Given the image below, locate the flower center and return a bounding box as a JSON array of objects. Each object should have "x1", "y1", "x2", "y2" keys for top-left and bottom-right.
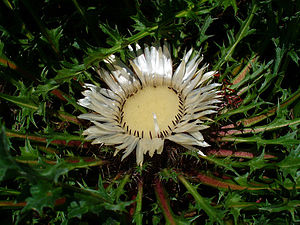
[{"x1": 121, "y1": 86, "x2": 183, "y2": 139}]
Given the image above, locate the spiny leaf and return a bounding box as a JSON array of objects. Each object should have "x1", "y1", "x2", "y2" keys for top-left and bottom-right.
[
  {"x1": 16, "y1": 156, "x2": 107, "y2": 169},
  {"x1": 238, "y1": 87, "x2": 300, "y2": 127},
  {"x1": 56, "y1": 110, "x2": 81, "y2": 125},
  {"x1": 178, "y1": 175, "x2": 224, "y2": 224},
  {"x1": 247, "y1": 150, "x2": 268, "y2": 174},
  {"x1": 22, "y1": 0, "x2": 60, "y2": 57},
  {"x1": 0, "y1": 201, "x2": 26, "y2": 208},
  {"x1": 219, "y1": 131, "x2": 299, "y2": 146},
  {"x1": 54, "y1": 63, "x2": 85, "y2": 83},
  {"x1": 0, "y1": 42, "x2": 36, "y2": 81},
  {"x1": 83, "y1": 25, "x2": 159, "y2": 67},
  {"x1": 207, "y1": 149, "x2": 276, "y2": 159},
  {"x1": 19, "y1": 139, "x2": 39, "y2": 157},
  {"x1": 259, "y1": 200, "x2": 300, "y2": 214},
  {"x1": 99, "y1": 23, "x2": 123, "y2": 46},
  {"x1": 113, "y1": 174, "x2": 130, "y2": 202},
  {"x1": 40, "y1": 26, "x2": 63, "y2": 53},
  {"x1": 0, "y1": 92, "x2": 38, "y2": 111},
  {"x1": 192, "y1": 171, "x2": 300, "y2": 191},
  {"x1": 6, "y1": 129, "x2": 88, "y2": 148},
  {"x1": 231, "y1": 56, "x2": 258, "y2": 86},
  {"x1": 0, "y1": 187, "x2": 21, "y2": 196},
  {"x1": 35, "y1": 80, "x2": 60, "y2": 99},
  {"x1": 0, "y1": 127, "x2": 19, "y2": 181},
  {"x1": 216, "y1": 101, "x2": 268, "y2": 121},
  {"x1": 223, "y1": 192, "x2": 243, "y2": 224},
  {"x1": 219, "y1": 0, "x2": 238, "y2": 14},
  {"x1": 186, "y1": 151, "x2": 238, "y2": 174},
  {"x1": 154, "y1": 179, "x2": 189, "y2": 225},
  {"x1": 214, "y1": 3, "x2": 257, "y2": 71},
  {"x1": 62, "y1": 93, "x2": 87, "y2": 113},
  {"x1": 277, "y1": 144, "x2": 300, "y2": 178},
  {"x1": 230, "y1": 58, "x2": 272, "y2": 91},
  {"x1": 23, "y1": 181, "x2": 62, "y2": 214},
  {"x1": 218, "y1": 117, "x2": 300, "y2": 136}
]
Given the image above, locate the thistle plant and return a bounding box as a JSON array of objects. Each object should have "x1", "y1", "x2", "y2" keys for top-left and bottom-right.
[{"x1": 0, "y1": 0, "x2": 299, "y2": 224}]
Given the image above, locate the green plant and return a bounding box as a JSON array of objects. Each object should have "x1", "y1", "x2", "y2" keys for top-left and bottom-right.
[{"x1": 0, "y1": 0, "x2": 299, "y2": 224}]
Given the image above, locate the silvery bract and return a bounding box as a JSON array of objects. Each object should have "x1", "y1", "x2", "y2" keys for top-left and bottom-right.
[{"x1": 78, "y1": 42, "x2": 222, "y2": 166}]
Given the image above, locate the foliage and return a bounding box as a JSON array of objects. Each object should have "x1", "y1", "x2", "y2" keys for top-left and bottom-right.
[{"x1": 0, "y1": 0, "x2": 299, "y2": 224}]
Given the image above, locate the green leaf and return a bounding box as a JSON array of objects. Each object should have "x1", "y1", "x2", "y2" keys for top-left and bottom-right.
[
  {"x1": 288, "y1": 49, "x2": 300, "y2": 66},
  {"x1": 214, "y1": 3, "x2": 257, "y2": 70},
  {"x1": 103, "y1": 217, "x2": 121, "y2": 225},
  {"x1": 154, "y1": 179, "x2": 189, "y2": 225},
  {"x1": 178, "y1": 175, "x2": 224, "y2": 224},
  {"x1": 220, "y1": 131, "x2": 300, "y2": 146},
  {"x1": 219, "y1": 0, "x2": 238, "y2": 14},
  {"x1": 294, "y1": 100, "x2": 300, "y2": 118},
  {"x1": 0, "y1": 92, "x2": 38, "y2": 111},
  {"x1": 259, "y1": 200, "x2": 300, "y2": 214},
  {"x1": 185, "y1": 151, "x2": 238, "y2": 175},
  {"x1": 19, "y1": 139, "x2": 39, "y2": 157},
  {"x1": 24, "y1": 181, "x2": 62, "y2": 214},
  {"x1": 247, "y1": 150, "x2": 268, "y2": 174},
  {"x1": 0, "y1": 187, "x2": 21, "y2": 196},
  {"x1": 32, "y1": 157, "x2": 106, "y2": 183},
  {"x1": 6, "y1": 129, "x2": 87, "y2": 147},
  {"x1": 96, "y1": 175, "x2": 115, "y2": 202},
  {"x1": 0, "y1": 127, "x2": 19, "y2": 181},
  {"x1": 83, "y1": 25, "x2": 158, "y2": 67},
  {"x1": 277, "y1": 144, "x2": 300, "y2": 178},
  {"x1": 41, "y1": 26, "x2": 63, "y2": 53},
  {"x1": 99, "y1": 23, "x2": 123, "y2": 46},
  {"x1": 194, "y1": 172, "x2": 275, "y2": 191},
  {"x1": 35, "y1": 80, "x2": 60, "y2": 99},
  {"x1": 224, "y1": 192, "x2": 243, "y2": 224},
  {"x1": 62, "y1": 92, "x2": 87, "y2": 113},
  {"x1": 67, "y1": 200, "x2": 93, "y2": 219},
  {"x1": 238, "y1": 87, "x2": 300, "y2": 127},
  {"x1": 54, "y1": 63, "x2": 85, "y2": 83},
  {"x1": 114, "y1": 174, "x2": 130, "y2": 202},
  {"x1": 102, "y1": 200, "x2": 133, "y2": 211},
  {"x1": 219, "y1": 117, "x2": 300, "y2": 136}
]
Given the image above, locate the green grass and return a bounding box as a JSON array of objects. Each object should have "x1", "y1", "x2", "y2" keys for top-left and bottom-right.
[{"x1": 0, "y1": 0, "x2": 299, "y2": 224}]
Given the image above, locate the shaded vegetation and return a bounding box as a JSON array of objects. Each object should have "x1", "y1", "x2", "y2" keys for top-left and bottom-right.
[{"x1": 0, "y1": 0, "x2": 299, "y2": 224}]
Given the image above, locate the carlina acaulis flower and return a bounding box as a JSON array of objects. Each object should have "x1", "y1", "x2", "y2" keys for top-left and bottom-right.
[{"x1": 78, "y1": 42, "x2": 222, "y2": 166}]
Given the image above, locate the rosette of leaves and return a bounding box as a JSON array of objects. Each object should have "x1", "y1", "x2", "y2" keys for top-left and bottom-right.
[{"x1": 0, "y1": 0, "x2": 299, "y2": 224}]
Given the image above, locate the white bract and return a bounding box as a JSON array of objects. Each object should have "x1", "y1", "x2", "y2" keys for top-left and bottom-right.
[{"x1": 78, "y1": 42, "x2": 222, "y2": 166}]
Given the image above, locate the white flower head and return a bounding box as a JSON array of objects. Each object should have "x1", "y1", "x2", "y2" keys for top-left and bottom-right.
[{"x1": 78, "y1": 42, "x2": 222, "y2": 166}]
